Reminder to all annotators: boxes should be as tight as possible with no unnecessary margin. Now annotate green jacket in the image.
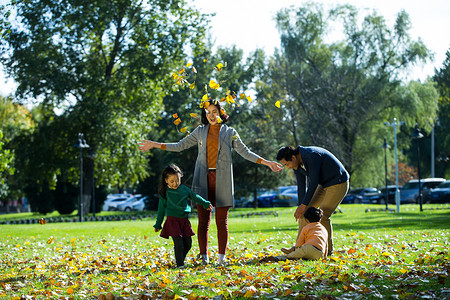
[154,185,211,229]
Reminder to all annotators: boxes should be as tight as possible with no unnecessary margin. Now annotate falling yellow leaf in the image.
[192,66,197,73]
[275,101,281,108]
[216,63,224,71]
[226,94,235,104]
[190,113,198,118]
[172,113,178,119]
[186,62,193,67]
[216,116,222,123]
[173,118,181,126]
[180,127,188,133]
[209,79,220,90]
[220,108,225,115]
[47,237,54,244]
[202,94,209,101]
[246,95,252,103]
[189,82,195,89]
[178,68,185,74]
[240,93,246,99]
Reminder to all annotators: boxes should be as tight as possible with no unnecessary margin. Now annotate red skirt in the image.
[160,216,195,239]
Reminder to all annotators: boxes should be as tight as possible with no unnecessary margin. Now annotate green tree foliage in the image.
[255,2,438,188]
[0,0,210,211]
[433,50,450,178]
[0,130,14,197]
[0,96,35,199]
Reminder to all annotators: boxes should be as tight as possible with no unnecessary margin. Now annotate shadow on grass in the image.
[332,211,450,231]
[232,210,450,234]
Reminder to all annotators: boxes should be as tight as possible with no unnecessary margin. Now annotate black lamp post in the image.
[382,138,390,210]
[88,150,96,218]
[411,125,424,212]
[74,133,89,222]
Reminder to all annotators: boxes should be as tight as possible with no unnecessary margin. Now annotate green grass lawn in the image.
[0,204,449,299]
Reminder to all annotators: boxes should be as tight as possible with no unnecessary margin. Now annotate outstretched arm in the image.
[259,158,283,172]
[231,130,283,172]
[138,140,162,152]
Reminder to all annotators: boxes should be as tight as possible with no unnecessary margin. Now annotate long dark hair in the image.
[158,164,183,198]
[200,100,230,125]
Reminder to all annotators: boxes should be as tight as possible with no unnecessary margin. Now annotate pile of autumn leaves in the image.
[0,229,448,299]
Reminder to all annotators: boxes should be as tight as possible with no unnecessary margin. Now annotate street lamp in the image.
[411,125,424,212]
[385,118,404,213]
[88,150,96,218]
[382,138,390,210]
[74,133,89,222]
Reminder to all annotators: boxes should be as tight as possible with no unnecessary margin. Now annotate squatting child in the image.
[280,206,328,260]
[261,207,328,262]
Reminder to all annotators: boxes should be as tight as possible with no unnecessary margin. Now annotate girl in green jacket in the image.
[154,164,213,268]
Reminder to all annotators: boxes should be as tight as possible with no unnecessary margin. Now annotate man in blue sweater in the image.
[276,146,349,256]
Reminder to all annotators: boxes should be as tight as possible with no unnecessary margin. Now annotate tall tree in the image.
[433,50,450,179]
[0,130,14,198]
[0,96,35,200]
[0,0,209,212]
[255,3,438,187]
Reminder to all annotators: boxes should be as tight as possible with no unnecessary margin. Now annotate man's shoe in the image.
[281,246,295,254]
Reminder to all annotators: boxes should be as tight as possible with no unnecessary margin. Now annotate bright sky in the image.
[190,0,450,81]
[1,0,449,97]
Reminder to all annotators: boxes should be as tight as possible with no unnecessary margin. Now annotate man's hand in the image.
[154,228,161,232]
[294,204,307,221]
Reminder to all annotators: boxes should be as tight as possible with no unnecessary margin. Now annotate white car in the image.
[130,196,149,212]
[102,196,131,211]
[116,195,144,212]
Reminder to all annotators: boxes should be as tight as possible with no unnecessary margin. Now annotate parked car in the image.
[245,185,297,207]
[359,188,383,204]
[106,193,132,200]
[341,188,383,204]
[379,185,398,204]
[400,178,446,204]
[116,194,143,211]
[426,180,450,203]
[273,190,298,207]
[234,196,252,208]
[341,188,363,204]
[102,196,131,211]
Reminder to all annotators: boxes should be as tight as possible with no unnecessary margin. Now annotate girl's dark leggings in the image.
[172,236,192,267]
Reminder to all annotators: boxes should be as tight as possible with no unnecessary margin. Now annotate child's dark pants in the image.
[172,236,192,267]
